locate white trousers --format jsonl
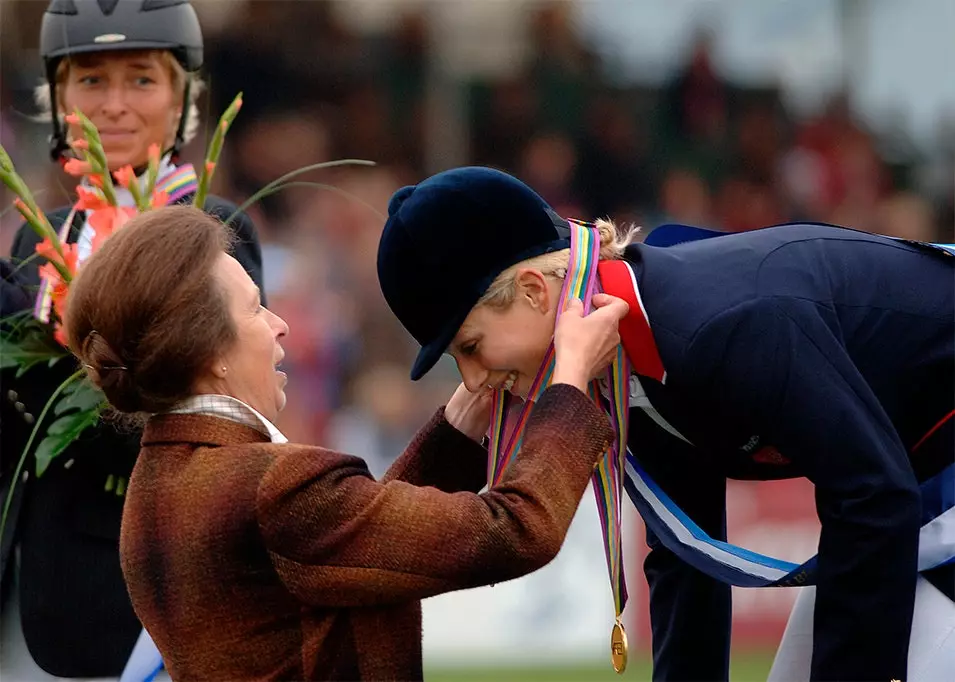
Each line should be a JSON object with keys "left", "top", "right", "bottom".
{"left": 768, "top": 576, "right": 955, "bottom": 682}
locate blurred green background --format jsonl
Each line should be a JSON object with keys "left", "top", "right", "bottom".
{"left": 427, "top": 648, "right": 775, "bottom": 681}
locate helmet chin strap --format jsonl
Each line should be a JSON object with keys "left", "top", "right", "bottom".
{"left": 46, "top": 68, "right": 70, "bottom": 162}
{"left": 168, "top": 78, "right": 191, "bottom": 162}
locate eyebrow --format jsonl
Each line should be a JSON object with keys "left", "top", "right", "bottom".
{"left": 455, "top": 323, "right": 476, "bottom": 339}
{"left": 451, "top": 330, "right": 480, "bottom": 352}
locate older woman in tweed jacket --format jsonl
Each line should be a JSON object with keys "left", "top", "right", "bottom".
{"left": 63, "top": 206, "right": 628, "bottom": 681}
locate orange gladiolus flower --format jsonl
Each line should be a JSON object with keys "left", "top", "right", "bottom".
{"left": 51, "top": 286, "right": 69, "bottom": 321}
{"left": 70, "top": 139, "right": 90, "bottom": 151}
{"left": 13, "top": 197, "right": 34, "bottom": 221}
{"left": 88, "top": 174, "right": 105, "bottom": 189}
{"left": 64, "top": 113, "right": 81, "bottom": 126}
{"left": 34, "top": 240, "right": 79, "bottom": 275}
{"left": 54, "top": 323, "right": 69, "bottom": 348}
{"left": 63, "top": 158, "right": 93, "bottom": 177}
{"left": 205, "top": 161, "right": 216, "bottom": 176}
{"left": 75, "top": 186, "right": 110, "bottom": 212}
{"left": 150, "top": 189, "right": 170, "bottom": 208}
{"left": 38, "top": 261, "right": 69, "bottom": 320}
{"left": 38, "top": 261, "right": 62, "bottom": 285}
{"left": 113, "top": 165, "right": 137, "bottom": 189}
{"left": 88, "top": 206, "right": 136, "bottom": 253}
{"left": 35, "top": 237, "right": 59, "bottom": 263}
{"left": 62, "top": 242, "right": 80, "bottom": 276}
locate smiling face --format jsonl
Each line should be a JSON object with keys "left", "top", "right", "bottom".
{"left": 201, "top": 254, "right": 289, "bottom": 423}
{"left": 448, "top": 268, "right": 560, "bottom": 398}
{"left": 59, "top": 50, "right": 181, "bottom": 171}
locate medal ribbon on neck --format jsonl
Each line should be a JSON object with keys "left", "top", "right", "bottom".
{"left": 487, "top": 220, "right": 631, "bottom": 635}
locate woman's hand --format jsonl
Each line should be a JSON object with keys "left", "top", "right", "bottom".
{"left": 444, "top": 382, "right": 493, "bottom": 443}
{"left": 552, "top": 293, "right": 629, "bottom": 392}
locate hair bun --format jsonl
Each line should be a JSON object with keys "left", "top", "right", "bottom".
{"left": 81, "top": 331, "right": 142, "bottom": 412}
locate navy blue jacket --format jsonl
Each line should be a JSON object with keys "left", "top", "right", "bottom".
{"left": 624, "top": 223, "right": 953, "bottom": 681}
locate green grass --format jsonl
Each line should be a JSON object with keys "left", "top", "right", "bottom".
{"left": 425, "top": 650, "right": 776, "bottom": 681}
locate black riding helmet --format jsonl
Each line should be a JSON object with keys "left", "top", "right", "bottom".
{"left": 40, "top": 0, "right": 204, "bottom": 161}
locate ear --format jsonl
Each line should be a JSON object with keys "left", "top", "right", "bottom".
{"left": 514, "top": 268, "right": 552, "bottom": 313}
{"left": 191, "top": 355, "right": 229, "bottom": 397}
{"left": 210, "top": 359, "right": 229, "bottom": 380}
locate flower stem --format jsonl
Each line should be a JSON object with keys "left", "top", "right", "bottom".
{"left": 193, "top": 92, "right": 243, "bottom": 210}
{"left": 223, "top": 159, "right": 376, "bottom": 225}
{"left": 73, "top": 109, "right": 119, "bottom": 206}
{"left": 1, "top": 144, "right": 67, "bottom": 264}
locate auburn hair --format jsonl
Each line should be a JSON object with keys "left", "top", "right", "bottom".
{"left": 65, "top": 206, "right": 235, "bottom": 414}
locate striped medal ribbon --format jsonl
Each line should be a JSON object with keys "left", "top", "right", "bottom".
{"left": 487, "top": 220, "right": 632, "bottom": 673}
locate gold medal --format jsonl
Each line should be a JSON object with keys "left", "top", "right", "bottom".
{"left": 610, "top": 618, "right": 628, "bottom": 673}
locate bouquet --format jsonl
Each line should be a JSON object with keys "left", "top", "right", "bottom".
{"left": 0, "top": 93, "right": 374, "bottom": 543}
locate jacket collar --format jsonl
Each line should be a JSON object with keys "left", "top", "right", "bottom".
{"left": 142, "top": 413, "right": 271, "bottom": 448}
{"left": 597, "top": 258, "right": 667, "bottom": 384}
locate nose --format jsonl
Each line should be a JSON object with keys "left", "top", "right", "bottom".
{"left": 101, "top": 83, "right": 129, "bottom": 117}
{"left": 269, "top": 309, "right": 289, "bottom": 338}
{"left": 455, "top": 356, "right": 490, "bottom": 394}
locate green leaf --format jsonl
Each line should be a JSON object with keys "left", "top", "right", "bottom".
{"left": 46, "top": 413, "right": 75, "bottom": 435}
{"left": 34, "top": 407, "right": 101, "bottom": 476}
{"left": 54, "top": 381, "right": 105, "bottom": 415}
{"left": 0, "top": 322, "right": 67, "bottom": 375}
{"left": 0, "top": 309, "right": 34, "bottom": 328}
{"left": 0, "top": 310, "right": 46, "bottom": 341}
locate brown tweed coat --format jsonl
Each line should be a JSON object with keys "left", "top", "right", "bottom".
{"left": 119, "top": 384, "right": 613, "bottom": 681}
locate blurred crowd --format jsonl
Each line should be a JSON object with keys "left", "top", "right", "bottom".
{"left": 2, "top": 2, "right": 953, "bottom": 473}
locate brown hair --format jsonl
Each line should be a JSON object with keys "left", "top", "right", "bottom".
{"left": 65, "top": 206, "right": 235, "bottom": 414}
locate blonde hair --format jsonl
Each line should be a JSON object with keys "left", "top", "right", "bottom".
{"left": 33, "top": 51, "right": 205, "bottom": 147}
{"left": 478, "top": 218, "right": 640, "bottom": 308}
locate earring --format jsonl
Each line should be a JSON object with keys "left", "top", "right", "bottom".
{"left": 221, "top": 366, "right": 228, "bottom": 374}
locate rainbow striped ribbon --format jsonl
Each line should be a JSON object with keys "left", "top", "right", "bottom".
{"left": 157, "top": 163, "right": 198, "bottom": 204}
{"left": 487, "top": 220, "right": 630, "bottom": 619}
